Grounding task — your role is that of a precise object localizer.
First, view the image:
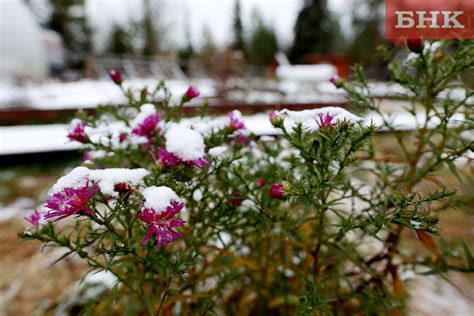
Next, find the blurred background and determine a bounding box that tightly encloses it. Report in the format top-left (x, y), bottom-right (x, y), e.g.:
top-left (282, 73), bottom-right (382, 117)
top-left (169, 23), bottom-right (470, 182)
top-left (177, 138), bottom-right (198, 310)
top-left (0, 0), bottom-right (472, 315)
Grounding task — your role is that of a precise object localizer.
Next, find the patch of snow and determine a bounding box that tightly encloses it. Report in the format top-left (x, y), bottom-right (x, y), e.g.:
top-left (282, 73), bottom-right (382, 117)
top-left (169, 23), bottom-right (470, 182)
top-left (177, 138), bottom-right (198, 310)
top-left (276, 64), bottom-right (337, 82)
top-left (0, 124), bottom-right (80, 155)
top-left (85, 120), bottom-right (131, 149)
top-left (165, 123), bottom-right (205, 161)
top-left (277, 107), bottom-right (362, 132)
top-left (89, 168), bottom-right (149, 196)
top-left (48, 166), bottom-right (90, 194)
top-left (141, 186), bottom-right (180, 211)
top-left (208, 146), bottom-right (229, 157)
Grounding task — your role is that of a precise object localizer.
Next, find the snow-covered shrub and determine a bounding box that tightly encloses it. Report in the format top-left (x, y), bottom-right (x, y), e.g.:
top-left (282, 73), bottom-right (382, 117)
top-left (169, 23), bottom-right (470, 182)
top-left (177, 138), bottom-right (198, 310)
top-left (20, 39), bottom-right (473, 315)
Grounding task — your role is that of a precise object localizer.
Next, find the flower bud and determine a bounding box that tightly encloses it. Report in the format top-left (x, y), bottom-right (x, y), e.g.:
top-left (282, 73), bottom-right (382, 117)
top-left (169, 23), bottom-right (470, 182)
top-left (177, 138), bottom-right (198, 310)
top-left (256, 178), bottom-right (266, 187)
top-left (406, 37), bottom-right (424, 54)
top-left (114, 182), bottom-right (131, 195)
top-left (269, 111), bottom-right (284, 128)
top-left (109, 70), bottom-right (123, 85)
top-left (269, 182), bottom-right (290, 199)
top-left (329, 74), bottom-right (345, 88)
top-left (184, 85), bottom-right (200, 101)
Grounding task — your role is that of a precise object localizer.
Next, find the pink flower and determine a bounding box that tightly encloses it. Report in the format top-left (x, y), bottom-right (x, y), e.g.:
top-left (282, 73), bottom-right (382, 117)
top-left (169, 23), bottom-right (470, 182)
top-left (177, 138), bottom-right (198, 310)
top-left (25, 210), bottom-right (47, 227)
top-left (228, 111), bottom-right (245, 131)
top-left (109, 70), bottom-right (122, 85)
top-left (269, 110), bottom-right (284, 128)
top-left (132, 113), bottom-right (161, 140)
top-left (154, 148), bottom-right (209, 168)
top-left (44, 179), bottom-right (99, 221)
top-left (184, 85), bottom-right (200, 100)
top-left (67, 120), bottom-right (88, 143)
top-left (406, 37), bottom-right (424, 54)
top-left (329, 74), bottom-right (344, 88)
top-left (316, 113), bottom-right (335, 129)
top-left (137, 201), bottom-right (185, 247)
top-left (269, 182), bottom-right (289, 199)
top-left (256, 178), bottom-right (266, 187)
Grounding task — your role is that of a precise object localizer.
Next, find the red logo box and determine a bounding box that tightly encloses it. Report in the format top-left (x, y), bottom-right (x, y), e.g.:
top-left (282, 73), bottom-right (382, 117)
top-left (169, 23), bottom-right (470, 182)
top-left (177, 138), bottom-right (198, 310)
top-left (386, 0), bottom-right (474, 40)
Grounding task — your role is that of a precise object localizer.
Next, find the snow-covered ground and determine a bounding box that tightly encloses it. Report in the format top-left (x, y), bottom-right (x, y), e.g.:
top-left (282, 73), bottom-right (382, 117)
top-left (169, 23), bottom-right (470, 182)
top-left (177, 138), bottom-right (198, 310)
top-left (1, 77), bottom-right (471, 110)
top-left (0, 78), bottom-right (216, 110)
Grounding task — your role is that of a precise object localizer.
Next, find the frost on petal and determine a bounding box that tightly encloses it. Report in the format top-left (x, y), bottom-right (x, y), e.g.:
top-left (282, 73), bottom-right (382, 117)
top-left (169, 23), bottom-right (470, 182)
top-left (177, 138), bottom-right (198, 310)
top-left (165, 123), bottom-right (205, 161)
top-left (89, 168), bottom-right (150, 196)
top-left (141, 186), bottom-right (180, 212)
top-left (44, 179), bottom-right (99, 221)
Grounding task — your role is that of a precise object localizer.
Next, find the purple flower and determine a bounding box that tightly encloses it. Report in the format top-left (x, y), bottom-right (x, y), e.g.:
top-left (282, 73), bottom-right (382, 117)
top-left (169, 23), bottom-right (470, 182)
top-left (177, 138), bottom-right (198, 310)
top-left (109, 70), bottom-right (122, 85)
top-left (269, 182), bottom-right (289, 199)
top-left (184, 85), bottom-right (200, 100)
top-left (132, 113), bottom-right (161, 141)
top-left (25, 210), bottom-right (47, 227)
top-left (44, 179), bottom-right (99, 221)
top-left (316, 113), bottom-right (335, 129)
top-left (137, 201), bottom-right (185, 247)
top-left (228, 111), bottom-right (246, 131)
top-left (67, 120), bottom-right (88, 143)
top-left (154, 148), bottom-right (209, 168)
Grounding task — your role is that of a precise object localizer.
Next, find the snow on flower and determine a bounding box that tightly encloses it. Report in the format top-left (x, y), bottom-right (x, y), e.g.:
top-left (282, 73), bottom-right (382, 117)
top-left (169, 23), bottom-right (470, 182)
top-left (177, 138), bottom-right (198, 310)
top-left (141, 186), bottom-right (180, 211)
top-left (138, 186), bottom-right (185, 247)
top-left (44, 178), bottom-right (99, 221)
top-left (85, 121), bottom-right (131, 149)
top-left (130, 104), bottom-right (161, 142)
top-left (165, 123), bottom-right (206, 161)
top-left (88, 168), bottom-right (150, 196)
top-left (50, 166), bottom-right (150, 198)
top-left (25, 210), bottom-right (48, 227)
top-left (228, 110), bottom-right (246, 131)
top-left (274, 107), bottom-right (362, 132)
top-left (48, 167), bottom-right (90, 195)
top-left (67, 119), bottom-right (88, 143)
